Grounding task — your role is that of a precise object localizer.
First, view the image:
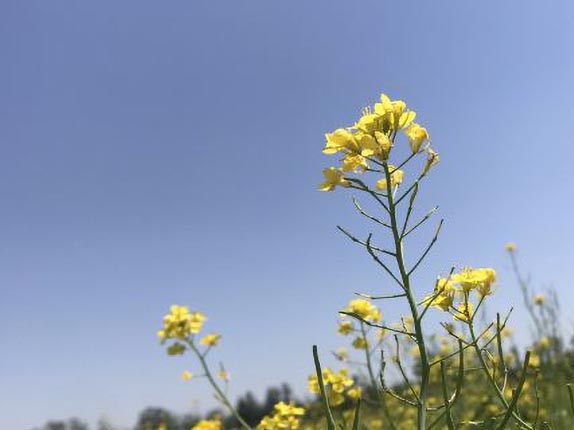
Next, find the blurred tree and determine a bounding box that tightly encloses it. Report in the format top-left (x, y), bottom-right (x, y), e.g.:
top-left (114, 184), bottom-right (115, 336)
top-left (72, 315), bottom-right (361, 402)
top-left (135, 407), bottom-right (178, 430)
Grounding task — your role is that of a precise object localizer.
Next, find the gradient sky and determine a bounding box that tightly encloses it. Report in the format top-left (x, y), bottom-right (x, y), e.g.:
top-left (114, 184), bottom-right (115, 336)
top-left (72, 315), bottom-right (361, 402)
top-left (2, 1), bottom-right (574, 429)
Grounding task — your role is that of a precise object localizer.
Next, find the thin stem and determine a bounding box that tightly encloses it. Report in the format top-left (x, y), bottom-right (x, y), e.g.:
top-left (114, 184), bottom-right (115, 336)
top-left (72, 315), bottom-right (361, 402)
top-left (186, 340), bottom-right (252, 430)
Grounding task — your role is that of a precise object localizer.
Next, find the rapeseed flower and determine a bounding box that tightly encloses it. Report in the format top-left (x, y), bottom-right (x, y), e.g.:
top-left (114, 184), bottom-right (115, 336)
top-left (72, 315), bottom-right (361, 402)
top-left (319, 167), bottom-right (350, 192)
top-left (376, 166), bottom-right (404, 190)
top-left (181, 370), bottom-right (194, 381)
top-left (193, 419), bottom-right (222, 430)
top-left (406, 123), bottom-right (429, 153)
top-left (344, 298), bottom-right (381, 322)
top-left (200, 333), bottom-right (222, 347)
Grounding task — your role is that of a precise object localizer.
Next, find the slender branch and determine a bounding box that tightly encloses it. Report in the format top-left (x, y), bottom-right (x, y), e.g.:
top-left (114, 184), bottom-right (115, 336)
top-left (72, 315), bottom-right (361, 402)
top-left (408, 219), bottom-right (444, 276)
top-left (352, 196), bottom-right (391, 229)
top-left (337, 226), bottom-right (395, 256)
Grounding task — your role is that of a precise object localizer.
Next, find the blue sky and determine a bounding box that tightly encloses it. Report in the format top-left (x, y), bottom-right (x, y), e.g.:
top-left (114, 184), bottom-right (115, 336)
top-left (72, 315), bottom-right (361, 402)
top-left (1, 1), bottom-right (574, 429)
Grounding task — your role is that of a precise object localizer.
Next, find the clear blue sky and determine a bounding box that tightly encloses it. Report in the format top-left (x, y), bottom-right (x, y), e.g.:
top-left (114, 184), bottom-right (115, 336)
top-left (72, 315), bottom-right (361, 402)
top-left (1, 1), bottom-right (573, 429)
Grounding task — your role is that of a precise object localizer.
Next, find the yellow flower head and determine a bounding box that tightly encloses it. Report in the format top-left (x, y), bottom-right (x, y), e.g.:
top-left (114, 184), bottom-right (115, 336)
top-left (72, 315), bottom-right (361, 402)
top-left (341, 154), bottom-right (368, 173)
top-left (422, 147), bottom-right (439, 175)
top-left (538, 336), bottom-right (552, 349)
top-left (308, 368), bottom-right (355, 406)
top-left (337, 320), bottom-right (354, 335)
top-left (452, 267), bottom-right (496, 295)
top-left (319, 167), bottom-right (350, 192)
top-left (505, 242), bottom-right (517, 252)
top-left (193, 419), bottom-right (222, 430)
top-left (344, 299), bottom-right (381, 322)
top-left (159, 305), bottom-right (206, 341)
top-left (218, 370), bottom-right (230, 382)
top-left (323, 129), bottom-right (359, 155)
top-left (406, 123), bottom-right (429, 153)
top-left (182, 370), bottom-right (194, 381)
top-left (258, 402), bottom-right (305, 430)
top-left (534, 294), bottom-right (545, 306)
top-left (200, 333), bottom-right (222, 347)
top-left (454, 301), bottom-right (474, 323)
top-left (375, 166), bottom-right (404, 190)
top-left (352, 336), bottom-right (368, 350)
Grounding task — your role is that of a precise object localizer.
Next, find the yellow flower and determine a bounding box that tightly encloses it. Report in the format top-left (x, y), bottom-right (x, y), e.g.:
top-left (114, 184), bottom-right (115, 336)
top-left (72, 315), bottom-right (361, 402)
top-left (375, 166), bottom-right (404, 190)
top-left (347, 386), bottom-right (362, 399)
top-left (344, 299), bottom-right (381, 322)
top-left (452, 268), bottom-right (496, 294)
top-left (258, 402), bottom-right (305, 430)
top-left (218, 370), bottom-right (230, 382)
top-left (422, 291), bottom-right (454, 312)
top-left (505, 242), bottom-right (517, 252)
top-left (341, 154), bottom-right (368, 173)
top-left (534, 294), bottom-right (545, 305)
top-left (374, 93), bottom-right (416, 130)
top-left (529, 352), bottom-right (541, 368)
top-left (405, 123), bottom-right (429, 153)
top-left (352, 336), bottom-right (368, 350)
top-left (454, 301), bottom-right (474, 323)
top-left (323, 129), bottom-right (359, 154)
top-left (337, 320), bottom-right (354, 335)
top-left (158, 305), bottom-right (206, 341)
top-left (422, 147), bottom-right (439, 175)
top-left (319, 167), bottom-right (350, 192)
top-left (193, 419), bottom-right (222, 430)
top-left (200, 333), bottom-right (222, 347)
top-left (308, 368), bottom-right (355, 406)
top-left (182, 370), bottom-right (194, 381)
top-left (538, 337), bottom-right (552, 349)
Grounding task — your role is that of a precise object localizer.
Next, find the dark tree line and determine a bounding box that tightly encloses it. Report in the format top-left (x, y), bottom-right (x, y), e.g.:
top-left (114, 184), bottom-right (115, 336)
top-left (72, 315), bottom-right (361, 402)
top-left (33, 383), bottom-right (295, 430)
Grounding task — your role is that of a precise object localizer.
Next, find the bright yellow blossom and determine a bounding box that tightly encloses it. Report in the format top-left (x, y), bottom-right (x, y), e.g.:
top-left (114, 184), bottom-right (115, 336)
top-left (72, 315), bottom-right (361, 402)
top-left (505, 242), bottom-right (517, 252)
top-left (376, 166), bottom-right (404, 190)
top-left (452, 268), bottom-right (496, 294)
top-left (337, 320), bottom-right (354, 335)
top-left (308, 368), bottom-right (355, 406)
top-left (218, 370), bottom-right (230, 382)
top-left (422, 147), bottom-right (439, 175)
top-left (454, 301), bottom-right (474, 323)
top-left (534, 294), bottom-right (545, 305)
top-left (158, 305), bottom-right (206, 341)
top-left (200, 333), bottom-right (222, 347)
top-left (182, 370), bottom-right (194, 381)
top-left (193, 419), bottom-right (222, 430)
top-left (319, 167), bottom-right (350, 192)
top-left (341, 154), bottom-right (368, 173)
top-left (352, 336), bottom-right (368, 350)
top-left (258, 402), bottom-right (305, 430)
top-left (406, 123), bottom-right (429, 153)
top-left (323, 129), bottom-right (359, 154)
top-left (344, 299), bottom-right (381, 322)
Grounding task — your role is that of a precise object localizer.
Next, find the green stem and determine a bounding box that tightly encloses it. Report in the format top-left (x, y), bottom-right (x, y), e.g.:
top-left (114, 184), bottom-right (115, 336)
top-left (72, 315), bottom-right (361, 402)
top-left (186, 340), bottom-right (253, 430)
top-left (468, 325), bottom-right (533, 430)
top-left (383, 163), bottom-right (430, 430)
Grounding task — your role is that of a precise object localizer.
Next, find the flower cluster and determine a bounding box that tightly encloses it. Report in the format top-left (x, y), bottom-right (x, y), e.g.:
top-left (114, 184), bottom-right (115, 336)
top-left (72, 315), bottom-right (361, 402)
top-left (319, 93), bottom-right (437, 192)
top-left (257, 402), bottom-right (305, 430)
top-left (158, 305), bottom-right (206, 341)
top-left (344, 298), bottom-right (381, 323)
top-left (423, 268), bottom-right (497, 322)
top-left (308, 368), bottom-right (360, 406)
top-left (192, 419), bottom-right (222, 430)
